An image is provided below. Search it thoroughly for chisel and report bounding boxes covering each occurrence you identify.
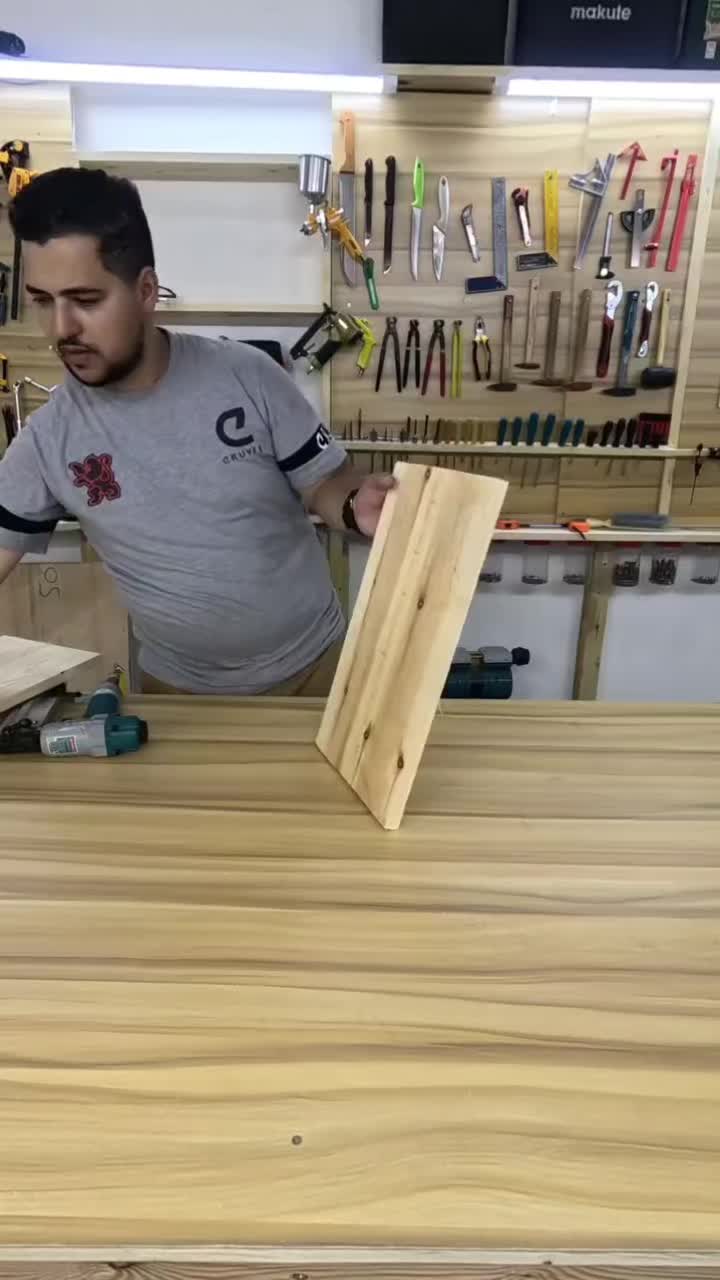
[604,289,640,398]
[564,288,593,391]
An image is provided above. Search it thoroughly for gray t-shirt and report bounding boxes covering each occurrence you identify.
[0,332,347,693]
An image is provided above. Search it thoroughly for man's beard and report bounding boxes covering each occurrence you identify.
[57,330,146,388]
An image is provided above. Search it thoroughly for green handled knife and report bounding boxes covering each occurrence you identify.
[410,157,424,281]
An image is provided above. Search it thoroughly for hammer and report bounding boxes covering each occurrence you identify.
[641,288,676,390]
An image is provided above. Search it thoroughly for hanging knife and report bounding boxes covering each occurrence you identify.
[338,111,356,287]
[363,159,373,248]
[432,176,449,282]
[410,157,424,282]
[383,156,396,275]
[461,204,480,262]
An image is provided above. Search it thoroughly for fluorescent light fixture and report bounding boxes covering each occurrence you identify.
[507,76,720,99]
[0,58,387,94]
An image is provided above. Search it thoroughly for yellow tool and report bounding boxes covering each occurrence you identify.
[451,320,463,399]
[543,169,560,264]
[355,316,377,375]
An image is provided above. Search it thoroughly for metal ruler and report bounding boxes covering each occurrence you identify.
[492,177,508,287]
[544,170,559,263]
[465,177,508,294]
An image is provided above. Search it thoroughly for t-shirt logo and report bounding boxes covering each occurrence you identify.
[68,453,122,507]
[216,407,254,449]
[316,425,330,451]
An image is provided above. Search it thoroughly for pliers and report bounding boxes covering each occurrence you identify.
[375,316,401,393]
[421,319,446,397]
[472,316,491,381]
[403,318,420,389]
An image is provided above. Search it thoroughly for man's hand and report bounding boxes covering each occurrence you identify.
[352,473,395,537]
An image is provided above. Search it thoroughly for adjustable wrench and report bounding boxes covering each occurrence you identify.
[596,279,624,379]
[636,281,659,359]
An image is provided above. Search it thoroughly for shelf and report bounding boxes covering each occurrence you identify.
[157,301,321,325]
[77,151,299,183]
[383,62,720,94]
[342,441,692,459]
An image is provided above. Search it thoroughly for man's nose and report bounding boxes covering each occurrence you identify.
[53,301,82,342]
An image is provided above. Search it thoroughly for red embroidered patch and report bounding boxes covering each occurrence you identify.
[68,453,122,507]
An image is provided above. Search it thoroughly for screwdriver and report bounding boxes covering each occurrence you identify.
[626,418,638,447]
[572,419,585,446]
[613,419,627,447]
[541,413,556,446]
[511,416,524,445]
[600,421,614,446]
[497,417,509,445]
[526,412,540,445]
[558,419,573,447]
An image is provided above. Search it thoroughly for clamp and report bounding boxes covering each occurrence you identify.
[375,316,401,394]
[472,317,491,382]
[403,318,420,390]
[421,319,446,398]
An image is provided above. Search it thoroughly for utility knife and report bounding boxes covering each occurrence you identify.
[410,157,424,282]
[338,111,356,287]
[363,158,373,248]
[383,155,396,275]
[432,175,450,282]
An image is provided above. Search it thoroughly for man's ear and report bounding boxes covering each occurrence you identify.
[138,267,159,311]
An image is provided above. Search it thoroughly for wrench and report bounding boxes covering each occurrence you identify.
[596,280,624,379]
[636,281,659,359]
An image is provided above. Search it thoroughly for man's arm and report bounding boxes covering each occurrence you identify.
[302,461,395,538]
[0,547,22,586]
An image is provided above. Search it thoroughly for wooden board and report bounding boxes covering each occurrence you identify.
[316,463,507,828]
[0,635,97,713]
[1,698,720,1251]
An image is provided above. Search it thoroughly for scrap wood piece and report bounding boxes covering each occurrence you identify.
[316,462,508,829]
[0,635,98,714]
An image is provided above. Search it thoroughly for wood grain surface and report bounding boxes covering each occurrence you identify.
[317,463,507,827]
[1,698,719,1251]
[0,635,97,712]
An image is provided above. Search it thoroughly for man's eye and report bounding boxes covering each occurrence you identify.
[77,297,102,308]
[31,296,52,307]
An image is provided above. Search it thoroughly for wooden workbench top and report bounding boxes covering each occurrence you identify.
[1,697,719,1263]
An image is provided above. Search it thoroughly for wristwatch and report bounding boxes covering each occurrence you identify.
[342,488,362,534]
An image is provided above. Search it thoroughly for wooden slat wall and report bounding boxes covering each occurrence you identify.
[330,93,712,521]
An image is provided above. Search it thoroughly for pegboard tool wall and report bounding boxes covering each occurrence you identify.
[330,92,716,521]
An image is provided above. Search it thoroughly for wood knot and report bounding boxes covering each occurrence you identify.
[363,725,372,741]
[417,594,425,609]
[291,1134,303,1146]
[397,754,405,770]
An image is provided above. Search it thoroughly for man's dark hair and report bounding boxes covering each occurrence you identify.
[10,167,155,282]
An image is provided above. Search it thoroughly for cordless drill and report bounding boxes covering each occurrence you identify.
[0,668,149,757]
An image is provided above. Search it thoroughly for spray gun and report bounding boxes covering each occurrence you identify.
[290,304,376,374]
[298,153,379,311]
[0,666,149,757]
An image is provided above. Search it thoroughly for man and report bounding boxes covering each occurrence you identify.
[0,168,392,695]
